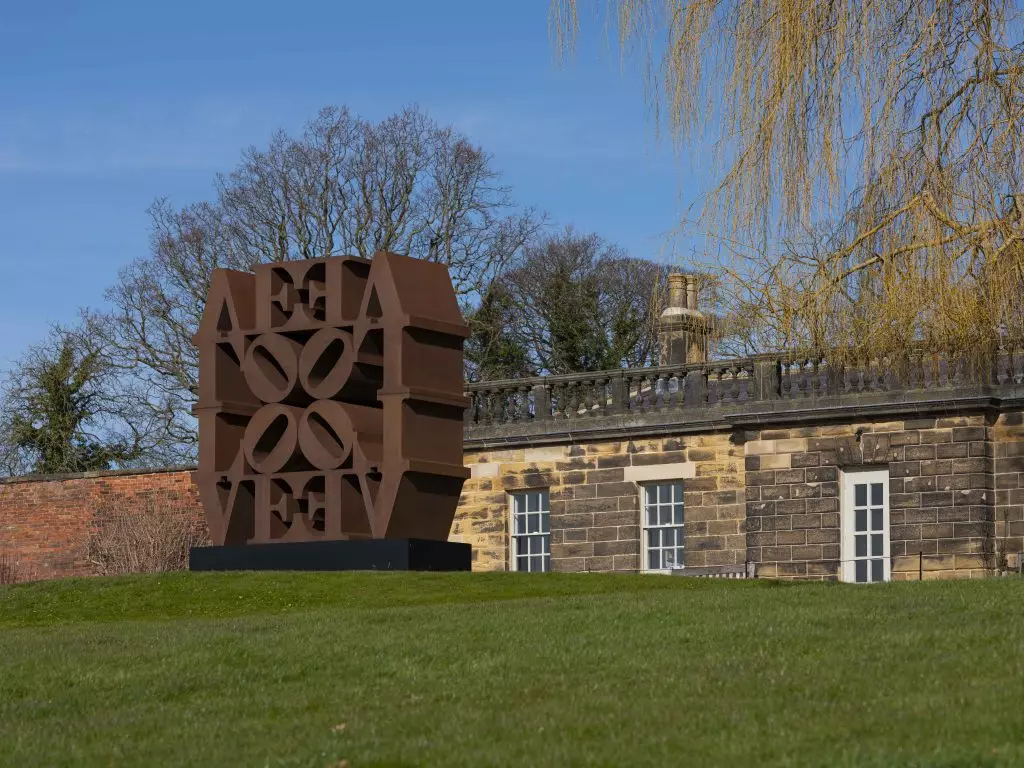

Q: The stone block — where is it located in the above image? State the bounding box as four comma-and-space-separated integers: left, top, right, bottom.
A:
807, 497, 838, 513
760, 454, 792, 470
594, 481, 637, 499
553, 512, 595, 530
613, 554, 640, 571
920, 430, 953, 444
552, 542, 594, 559
554, 557, 587, 572
920, 459, 952, 476
905, 508, 937, 524
744, 440, 776, 456
762, 546, 792, 562
585, 468, 626, 484
922, 554, 955, 571
920, 523, 954, 539
689, 535, 727, 551
891, 524, 922, 541
592, 509, 639, 527
761, 485, 792, 500
905, 444, 936, 461
587, 526, 618, 542
594, 540, 638, 557
708, 519, 741, 536
776, 530, 807, 545
806, 466, 838, 482
775, 469, 806, 484
921, 491, 953, 507
761, 515, 794, 531
806, 528, 840, 544
953, 522, 989, 538
746, 470, 777, 486
792, 544, 823, 561
631, 451, 687, 466
791, 484, 822, 499
936, 442, 969, 459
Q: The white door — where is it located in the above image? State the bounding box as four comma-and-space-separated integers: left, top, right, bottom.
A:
841, 469, 890, 583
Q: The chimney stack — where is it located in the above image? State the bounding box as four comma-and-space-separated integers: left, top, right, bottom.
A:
658, 273, 709, 365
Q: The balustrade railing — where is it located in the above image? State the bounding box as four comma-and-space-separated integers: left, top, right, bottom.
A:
464, 344, 1024, 428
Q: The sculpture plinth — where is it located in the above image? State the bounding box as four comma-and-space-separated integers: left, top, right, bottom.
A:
189, 251, 471, 571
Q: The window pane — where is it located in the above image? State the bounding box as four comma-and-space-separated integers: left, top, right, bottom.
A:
871, 508, 883, 531
855, 560, 867, 583
871, 483, 883, 506
646, 486, 657, 507
527, 514, 539, 533
855, 534, 867, 558
515, 514, 525, 535
871, 534, 883, 557
517, 555, 529, 572
514, 494, 525, 515
648, 529, 659, 548
672, 482, 683, 502
660, 507, 671, 526
541, 513, 549, 533
664, 550, 676, 567
673, 504, 684, 525
662, 528, 675, 548
542, 555, 551, 572
871, 558, 884, 582
526, 493, 537, 513
855, 484, 867, 506
649, 550, 661, 570
855, 509, 867, 532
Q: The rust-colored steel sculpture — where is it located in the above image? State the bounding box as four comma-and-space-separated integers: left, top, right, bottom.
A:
192, 252, 470, 547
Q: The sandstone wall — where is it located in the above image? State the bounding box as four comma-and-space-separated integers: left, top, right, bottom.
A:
743, 415, 994, 580
454, 434, 745, 572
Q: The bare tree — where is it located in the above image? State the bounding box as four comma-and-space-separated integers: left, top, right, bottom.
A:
555, 1, 1024, 365
95, 105, 542, 456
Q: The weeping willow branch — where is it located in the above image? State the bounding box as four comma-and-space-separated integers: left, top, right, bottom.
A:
554, 1, 1024, 365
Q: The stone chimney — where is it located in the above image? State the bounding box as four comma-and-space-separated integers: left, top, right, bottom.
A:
658, 273, 710, 365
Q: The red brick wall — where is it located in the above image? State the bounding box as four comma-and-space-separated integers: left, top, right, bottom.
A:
0, 467, 201, 581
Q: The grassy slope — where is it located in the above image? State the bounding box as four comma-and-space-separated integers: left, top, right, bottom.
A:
1, 573, 1023, 768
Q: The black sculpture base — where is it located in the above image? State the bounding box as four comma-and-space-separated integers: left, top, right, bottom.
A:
189, 538, 471, 572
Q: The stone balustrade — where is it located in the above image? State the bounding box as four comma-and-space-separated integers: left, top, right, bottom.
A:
464, 346, 1024, 446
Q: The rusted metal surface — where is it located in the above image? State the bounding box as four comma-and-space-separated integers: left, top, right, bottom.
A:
192, 252, 470, 546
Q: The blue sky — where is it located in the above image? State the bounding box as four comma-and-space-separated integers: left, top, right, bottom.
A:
0, 0, 706, 371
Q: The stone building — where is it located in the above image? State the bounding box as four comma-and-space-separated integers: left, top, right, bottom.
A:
456, 276, 1024, 581
2, 274, 1023, 581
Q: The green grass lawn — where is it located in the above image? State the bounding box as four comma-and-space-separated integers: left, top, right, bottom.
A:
2, 573, 1023, 767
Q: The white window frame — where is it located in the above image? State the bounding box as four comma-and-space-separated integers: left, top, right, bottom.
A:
841, 468, 890, 583
509, 489, 551, 572
641, 481, 685, 573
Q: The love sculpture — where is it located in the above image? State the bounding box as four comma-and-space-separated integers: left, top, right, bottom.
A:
189, 252, 472, 570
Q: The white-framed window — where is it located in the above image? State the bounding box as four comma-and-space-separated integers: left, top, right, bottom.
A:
511, 489, 550, 572
841, 468, 890, 583
642, 481, 685, 572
